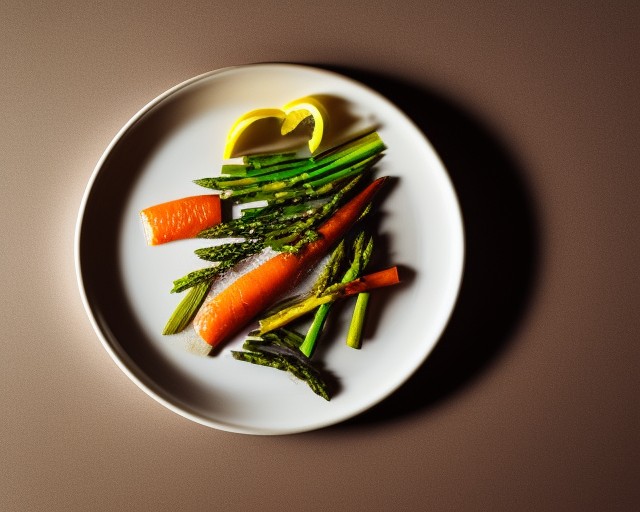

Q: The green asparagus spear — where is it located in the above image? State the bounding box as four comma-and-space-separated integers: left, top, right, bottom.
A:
261, 328, 305, 350
219, 164, 248, 177
162, 280, 212, 335
244, 151, 301, 169
312, 240, 346, 295
194, 240, 263, 262
345, 291, 370, 349
170, 261, 234, 293
266, 229, 320, 253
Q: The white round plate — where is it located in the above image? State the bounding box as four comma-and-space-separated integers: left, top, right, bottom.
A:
75, 63, 464, 434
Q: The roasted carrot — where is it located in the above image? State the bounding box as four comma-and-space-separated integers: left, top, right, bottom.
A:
193, 177, 387, 347
140, 195, 222, 245
342, 267, 400, 295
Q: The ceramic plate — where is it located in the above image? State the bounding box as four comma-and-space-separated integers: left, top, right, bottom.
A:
75, 63, 464, 434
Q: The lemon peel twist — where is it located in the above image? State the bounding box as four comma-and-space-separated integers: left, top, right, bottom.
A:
222, 96, 328, 159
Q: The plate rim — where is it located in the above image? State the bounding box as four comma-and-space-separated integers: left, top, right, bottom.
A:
74, 63, 465, 434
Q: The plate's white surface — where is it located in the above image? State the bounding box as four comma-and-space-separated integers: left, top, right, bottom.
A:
75, 64, 464, 434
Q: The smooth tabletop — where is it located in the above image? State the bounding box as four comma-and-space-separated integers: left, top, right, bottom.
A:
1, 1, 638, 511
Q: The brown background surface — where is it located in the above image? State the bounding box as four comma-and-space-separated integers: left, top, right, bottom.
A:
1, 1, 638, 511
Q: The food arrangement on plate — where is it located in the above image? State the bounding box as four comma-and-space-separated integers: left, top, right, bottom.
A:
140, 96, 399, 400
139, 95, 401, 400
75, 64, 464, 433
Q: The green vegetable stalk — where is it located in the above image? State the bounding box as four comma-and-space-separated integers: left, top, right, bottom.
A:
243, 151, 300, 169
170, 263, 233, 294
345, 292, 370, 349
162, 280, 212, 335
194, 240, 263, 262
231, 329, 330, 400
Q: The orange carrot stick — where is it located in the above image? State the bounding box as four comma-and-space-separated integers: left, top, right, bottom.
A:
343, 266, 400, 296
193, 177, 387, 347
140, 195, 221, 245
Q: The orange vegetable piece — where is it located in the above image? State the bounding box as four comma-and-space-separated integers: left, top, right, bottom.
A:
343, 267, 400, 296
139, 195, 222, 245
193, 177, 387, 348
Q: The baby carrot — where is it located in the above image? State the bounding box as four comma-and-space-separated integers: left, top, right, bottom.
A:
140, 195, 222, 245
193, 177, 387, 348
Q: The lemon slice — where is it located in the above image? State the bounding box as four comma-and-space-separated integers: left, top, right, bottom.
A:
281, 96, 328, 154
223, 108, 286, 159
